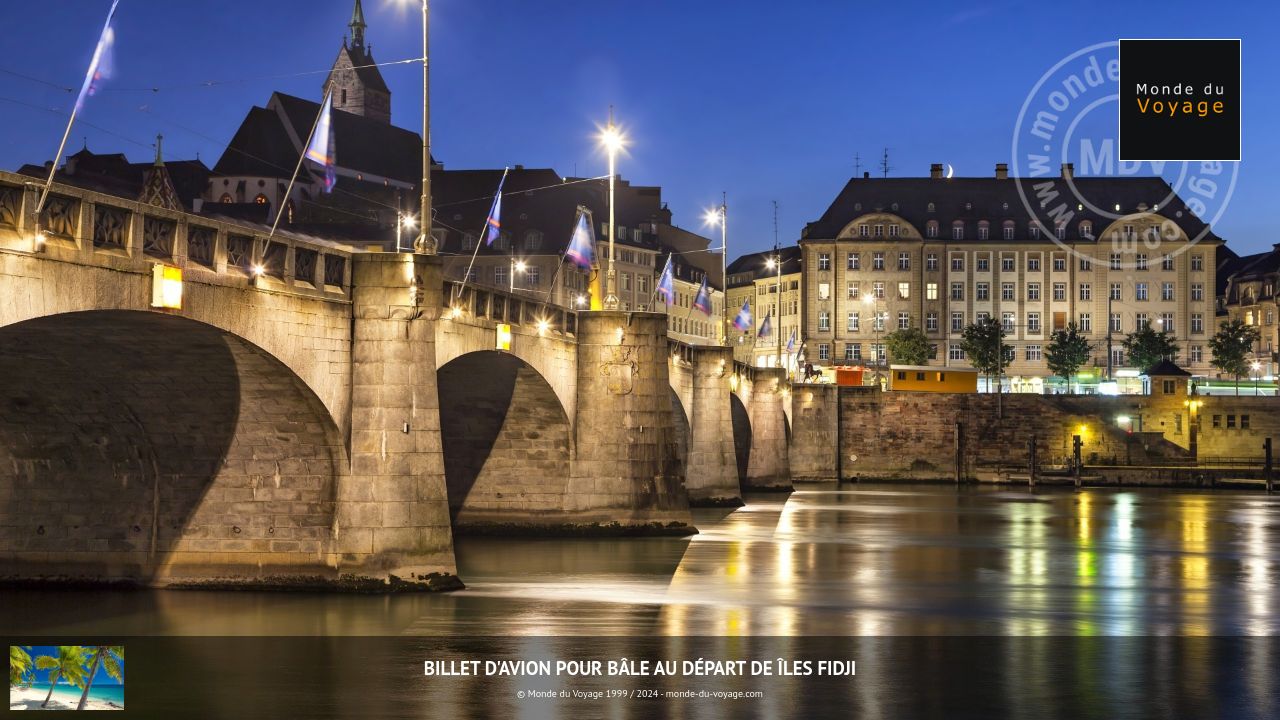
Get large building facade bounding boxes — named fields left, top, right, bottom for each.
left=726, top=248, right=802, bottom=369
left=798, top=163, right=1224, bottom=391
left=1219, top=244, right=1280, bottom=381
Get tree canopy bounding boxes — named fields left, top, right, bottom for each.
left=884, top=327, right=931, bottom=366
left=1045, top=322, right=1093, bottom=384
left=1122, top=324, right=1179, bottom=373
left=960, top=319, right=1011, bottom=377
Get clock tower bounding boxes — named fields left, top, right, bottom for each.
left=323, top=0, right=392, bottom=124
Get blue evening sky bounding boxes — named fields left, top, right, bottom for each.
left=21, top=646, right=123, bottom=686
left=1, top=1, right=1276, bottom=254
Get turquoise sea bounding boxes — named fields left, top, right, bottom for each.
left=44, top=683, right=124, bottom=707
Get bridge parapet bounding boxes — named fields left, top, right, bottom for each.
left=0, top=171, right=354, bottom=302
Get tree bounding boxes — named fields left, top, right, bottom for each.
left=1122, top=324, right=1179, bottom=373
left=1209, top=318, right=1261, bottom=396
left=1045, top=322, right=1093, bottom=392
left=10, top=645, right=33, bottom=686
left=34, top=646, right=87, bottom=709
left=884, top=327, right=931, bottom=366
left=960, top=318, right=1012, bottom=383
left=76, top=646, right=124, bottom=711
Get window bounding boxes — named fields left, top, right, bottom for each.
left=874, top=281, right=885, bottom=299
left=1212, top=414, right=1222, bottom=428
left=847, top=312, right=860, bottom=332
left=1110, top=283, right=1122, bottom=301
left=873, top=252, right=885, bottom=271
left=1110, top=253, right=1122, bottom=270
left=977, top=312, right=991, bottom=324
left=638, top=275, right=649, bottom=295
left=847, top=281, right=860, bottom=299
left=1053, top=257, right=1067, bottom=272
left=1028, top=283, right=1041, bottom=301
left=1135, top=282, right=1148, bottom=301
left=951, top=312, right=964, bottom=332
left=874, top=224, right=884, bottom=237
left=889, top=224, right=900, bottom=237
left=859, top=225, right=870, bottom=238
left=1162, top=255, right=1175, bottom=271
left=949, top=344, right=967, bottom=361
left=818, top=282, right=830, bottom=300
left=978, top=224, right=990, bottom=240
left=1027, top=313, right=1041, bottom=333
left=1191, top=255, right=1204, bottom=271
left=951, top=283, right=964, bottom=300
left=527, top=267, right=541, bottom=286
left=1191, top=345, right=1203, bottom=363
left=1110, top=313, right=1122, bottom=333
left=819, top=343, right=830, bottom=361
left=818, top=311, right=830, bottom=331
left=872, top=344, right=886, bottom=363
left=873, top=313, right=886, bottom=332
left=926, top=283, right=939, bottom=300
left=927, top=253, right=939, bottom=270
left=1191, top=283, right=1204, bottom=301
left=1056, top=224, right=1067, bottom=240
left=495, top=266, right=508, bottom=286
left=952, top=222, right=965, bottom=240
left=1160, top=312, right=1174, bottom=333
left=927, top=221, right=939, bottom=238
left=1079, top=221, right=1094, bottom=238
left=898, top=312, right=910, bottom=329
left=1136, top=254, right=1149, bottom=271
left=951, top=256, right=964, bottom=271
left=1028, top=257, right=1041, bottom=271
left=1053, top=283, right=1066, bottom=301
left=254, top=194, right=269, bottom=204
left=898, top=252, right=910, bottom=270
left=817, top=252, right=830, bottom=270
left=926, top=312, right=939, bottom=331
left=1227, top=415, right=1236, bottom=429
left=1137, top=312, right=1149, bottom=329
left=1001, top=257, right=1015, bottom=272
left=1162, top=282, right=1174, bottom=301
left=845, top=343, right=861, bottom=361
left=1080, top=257, right=1092, bottom=271
left=1078, top=313, right=1092, bottom=332
left=1112, top=348, right=1126, bottom=367
left=978, top=257, right=990, bottom=272
left=977, top=283, right=990, bottom=301
left=1029, top=225, right=1041, bottom=239
left=621, top=273, right=632, bottom=292
left=1026, top=345, right=1042, bottom=361
left=1242, top=415, right=1251, bottom=429
left=1079, top=283, right=1091, bottom=301
left=1002, top=283, right=1015, bottom=301
left=898, top=282, right=910, bottom=300
left=848, top=252, right=860, bottom=270
left=1003, top=225, right=1015, bottom=240
left=1163, top=379, right=1176, bottom=395
left=1002, top=312, right=1015, bottom=332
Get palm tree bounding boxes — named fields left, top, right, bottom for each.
left=9, top=645, right=33, bottom=686
left=34, top=646, right=88, bottom=709
left=76, top=646, right=124, bottom=711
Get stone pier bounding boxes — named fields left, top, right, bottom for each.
left=744, top=367, right=793, bottom=491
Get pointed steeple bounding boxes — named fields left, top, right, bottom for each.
left=138, top=133, right=183, bottom=211
left=349, top=0, right=367, bottom=49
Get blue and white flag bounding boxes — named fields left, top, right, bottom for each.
left=304, top=93, right=336, bottom=193
left=757, top=310, right=772, bottom=339
left=692, top=276, right=712, bottom=315
left=74, top=0, right=121, bottom=113
left=566, top=210, right=595, bottom=269
left=483, top=174, right=505, bottom=245
left=786, top=329, right=796, bottom=352
left=732, top=301, right=752, bottom=332
left=656, top=256, right=674, bottom=306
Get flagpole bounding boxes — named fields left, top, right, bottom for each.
left=456, top=167, right=508, bottom=305
left=269, top=87, right=333, bottom=241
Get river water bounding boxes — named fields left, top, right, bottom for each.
left=6, top=484, right=1280, bottom=718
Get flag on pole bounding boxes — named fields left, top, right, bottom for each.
left=692, top=276, right=712, bottom=315
left=732, top=301, right=752, bottom=332
left=786, top=329, right=796, bottom=353
left=304, top=93, right=336, bottom=193
left=74, top=0, right=121, bottom=113
left=757, top=310, right=772, bottom=339
left=656, top=256, right=674, bottom=306
left=483, top=174, right=506, bottom=245
left=566, top=210, right=595, bottom=269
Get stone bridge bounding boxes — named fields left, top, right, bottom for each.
left=0, top=172, right=790, bottom=591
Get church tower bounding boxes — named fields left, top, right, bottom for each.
left=323, top=0, right=392, bottom=123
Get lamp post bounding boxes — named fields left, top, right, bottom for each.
left=599, top=112, right=625, bottom=311
left=1253, top=360, right=1262, bottom=396
left=705, top=200, right=728, bottom=344
left=767, top=255, right=783, bottom=371
left=397, top=212, right=417, bottom=252
left=511, top=259, right=525, bottom=293
left=418, top=0, right=432, bottom=252
left=863, top=292, right=883, bottom=386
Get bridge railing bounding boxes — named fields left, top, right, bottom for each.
left=0, top=171, right=354, bottom=300
left=443, top=279, right=577, bottom=336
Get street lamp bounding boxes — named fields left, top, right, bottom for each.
left=511, top=259, right=526, bottom=293
left=396, top=212, right=417, bottom=252
left=1252, top=360, right=1262, bottom=396
left=704, top=200, right=727, bottom=344
left=862, top=292, right=883, bottom=386
left=766, top=255, right=783, bottom=371
left=393, top=0, right=433, bottom=251
left=598, top=113, right=626, bottom=310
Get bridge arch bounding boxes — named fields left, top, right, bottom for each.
left=436, top=350, right=572, bottom=530
left=0, top=310, right=346, bottom=584
left=730, top=393, right=752, bottom=486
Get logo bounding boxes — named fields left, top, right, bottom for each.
left=1011, top=41, right=1238, bottom=269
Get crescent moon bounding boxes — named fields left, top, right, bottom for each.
left=945, top=164, right=954, bottom=179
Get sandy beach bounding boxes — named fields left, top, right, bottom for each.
left=9, top=686, right=122, bottom=711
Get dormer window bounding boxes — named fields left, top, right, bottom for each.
left=952, top=221, right=964, bottom=240
left=977, top=221, right=990, bottom=240
left=926, top=220, right=938, bottom=238
left=927, top=202, right=936, bottom=213
left=1079, top=221, right=1093, bottom=238
left=1002, top=220, right=1015, bottom=240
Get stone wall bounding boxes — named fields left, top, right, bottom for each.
left=744, top=367, right=792, bottom=490
left=789, top=384, right=841, bottom=481
left=673, top=346, right=741, bottom=506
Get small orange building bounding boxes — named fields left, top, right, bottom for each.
left=887, top=365, right=978, bottom=393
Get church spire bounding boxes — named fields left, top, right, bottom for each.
left=349, top=0, right=367, bottom=49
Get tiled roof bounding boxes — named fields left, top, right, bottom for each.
left=726, top=246, right=802, bottom=287
left=16, top=147, right=210, bottom=211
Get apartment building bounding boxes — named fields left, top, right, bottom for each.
left=725, top=247, right=803, bottom=369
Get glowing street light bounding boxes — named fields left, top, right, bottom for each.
left=395, top=0, right=433, bottom=253
left=598, top=111, right=626, bottom=311
left=704, top=199, right=727, bottom=343
left=510, top=259, right=526, bottom=293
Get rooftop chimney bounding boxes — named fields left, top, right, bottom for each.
left=863, top=171, right=870, bottom=179
left=995, top=163, right=1008, bottom=180
left=1061, top=162, right=1074, bottom=179
left=930, top=163, right=944, bottom=179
